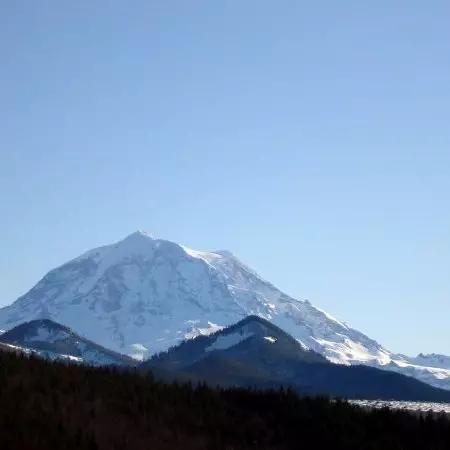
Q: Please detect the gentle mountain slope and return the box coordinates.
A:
[0,231,448,388]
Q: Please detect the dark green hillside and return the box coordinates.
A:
[2,349,450,449]
[143,316,450,402]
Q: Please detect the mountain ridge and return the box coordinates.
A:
[142,315,450,402]
[0,231,449,388]
[144,315,327,371]
[0,318,136,366]
[2,314,450,402]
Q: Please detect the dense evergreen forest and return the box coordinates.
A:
[2,350,450,449]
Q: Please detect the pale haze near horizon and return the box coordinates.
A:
[1,1,449,356]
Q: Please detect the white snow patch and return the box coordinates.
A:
[316,337,392,366]
[59,354,83,362]
[184,321,224,340]
[296,340,310,351]
[206,331,254,352]
[388,360,450,380]
[128,343,148,361]
[130,343,147,351]
[180,246,222,267]
[1,342,32,353]
[263,336,277,343]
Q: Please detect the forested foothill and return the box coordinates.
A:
[2,349,450,450]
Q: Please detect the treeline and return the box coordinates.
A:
[1,350,450,449]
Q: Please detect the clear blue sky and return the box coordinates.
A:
[1,1,449,355]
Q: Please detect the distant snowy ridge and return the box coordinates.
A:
[410,353,450,370]
[0,231,449,389]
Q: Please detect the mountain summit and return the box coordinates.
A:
[0,231,449,387]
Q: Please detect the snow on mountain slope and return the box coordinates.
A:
[143,315,327,378]
[0,231,448,388]
[410,353,450,370]
[0,341,84,363]
[0,340,79,360]
[0,319,136,366]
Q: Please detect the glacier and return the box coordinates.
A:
[0,230,449,389]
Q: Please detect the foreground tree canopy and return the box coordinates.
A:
[1,350,450,450]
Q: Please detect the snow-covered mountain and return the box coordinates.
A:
[0,231,448,388]
[0,319,136,366]
[410,353,450,370]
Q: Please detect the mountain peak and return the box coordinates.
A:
[114,230,159,255]
[123,230,155,241]
[2,232,450,390]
